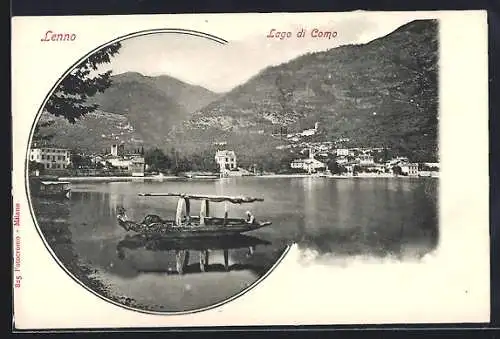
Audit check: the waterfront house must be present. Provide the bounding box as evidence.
[106,156,133,169]
[101,144,145,176]
[290,148,326,174]
[365,164,386,173]
[344,164,355,176]
[335,148,349,157]
[129,156,145,177]
[400,163,419,176]
[359,154,375,166]
[215,150,237,172]
[30,147,71,170]
[291,158,326,174]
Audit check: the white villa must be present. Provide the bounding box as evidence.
[358,154,375,166]
[215,150,237,172]
[335,148,349,157]
[290,148,326,174]
[30,147,71,170]
[400,163,419,176]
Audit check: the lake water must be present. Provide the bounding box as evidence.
[30,176,438,313]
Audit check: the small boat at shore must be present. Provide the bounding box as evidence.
[183,172,219,179]
[29,177,71,199]
[116,193,272,238]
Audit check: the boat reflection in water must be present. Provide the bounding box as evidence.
[116,234,273,276]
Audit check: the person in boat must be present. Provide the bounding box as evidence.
[245,211,256,224]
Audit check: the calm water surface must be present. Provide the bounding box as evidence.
[31,177,438,312]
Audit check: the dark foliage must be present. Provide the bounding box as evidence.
[44,42,122,123]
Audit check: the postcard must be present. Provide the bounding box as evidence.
[11,10,489,329]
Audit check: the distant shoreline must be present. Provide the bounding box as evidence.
[56,173,439,182]
[257,174,439,179]
[56,176,179,182]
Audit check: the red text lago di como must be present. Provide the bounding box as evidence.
[266,28,338,40]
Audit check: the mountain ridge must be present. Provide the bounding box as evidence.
[172,19,439,163]
[36,19,439,166]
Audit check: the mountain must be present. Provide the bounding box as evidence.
[36,72,221,151]
[173,19,439,163]
[35,19,438,164]
[148,74,222,113]
[89,72,220,146]
[35,110,144,153]
[101,72,221,113]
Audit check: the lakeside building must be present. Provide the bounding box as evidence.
[336,148,349,157]
[286,122,320,140]
[358,154,375,166]
[344,164,355,175]
[215,150,237,172]
[98,144,145,176]
[290,148,326,174]
[104,154,145,175]
[129,157,146,177]
[400,163,419,176]
[423,162,440,170]
[30,147,71,170]
[91,155,104,165]
[364,164,386,173]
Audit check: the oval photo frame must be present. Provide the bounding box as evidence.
[25,28,292,315]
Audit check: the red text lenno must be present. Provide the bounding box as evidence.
[41,30,77,42]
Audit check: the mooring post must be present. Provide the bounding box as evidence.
[223,249,229,271]
[184,198,191,223]
[223,201,228,226]
[205,200,210,217]
[199,250,209,272]
[200,199,209,226]
[175,198,185,226]
[199,251,205,272]
[175,250,183,274]
[184,251,190,272]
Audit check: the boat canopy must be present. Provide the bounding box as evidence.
[137,192,264,204]
[40,181,71,185]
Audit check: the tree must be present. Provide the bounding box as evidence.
[43,42,122,123]
[32,120,56,145]
[392,165,403,176]
[70,153,92,169]
[28,161,45,174]
[144,148,171,172]
[327,159,347,175]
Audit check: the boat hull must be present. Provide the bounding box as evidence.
[37,189,71,199]
[30,178,72,199]
[118,216,271,238]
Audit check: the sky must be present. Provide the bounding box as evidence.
[97,14,428,93]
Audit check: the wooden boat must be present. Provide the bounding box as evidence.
[29,177,71,199]
[116,193,272,238]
